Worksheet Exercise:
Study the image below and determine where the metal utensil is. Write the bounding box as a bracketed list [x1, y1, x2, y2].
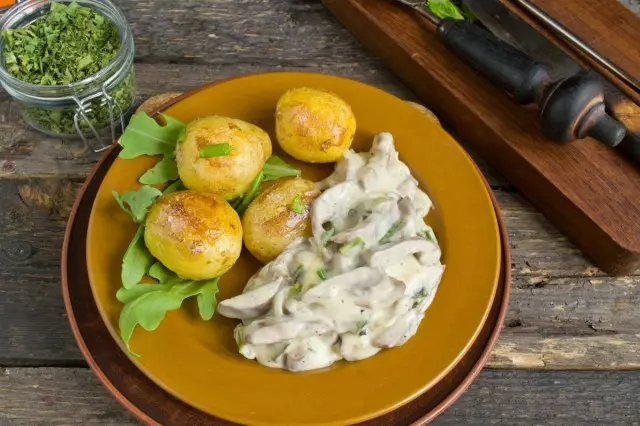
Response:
[392, 0, 626, 147]
[462, 0, 640, 166]
[513, 0, 640, 96]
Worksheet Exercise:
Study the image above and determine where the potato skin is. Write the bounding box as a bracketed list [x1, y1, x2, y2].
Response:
[275, 87, 356, 163]
[243, 177, 320, 263]
[144, 190, 242, 280]
[176, 116, 272, 199]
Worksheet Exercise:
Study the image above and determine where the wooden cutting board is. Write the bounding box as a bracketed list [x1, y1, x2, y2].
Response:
[321, 0, 640, 276]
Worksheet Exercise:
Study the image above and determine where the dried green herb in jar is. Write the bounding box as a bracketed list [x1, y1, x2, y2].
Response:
[1, 1, 134, 135]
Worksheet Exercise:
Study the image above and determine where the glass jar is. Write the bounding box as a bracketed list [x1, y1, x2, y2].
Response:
[0, 0, 136, 152]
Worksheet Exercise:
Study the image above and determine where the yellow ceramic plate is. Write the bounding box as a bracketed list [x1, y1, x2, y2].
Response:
[87, 72, 501, 426]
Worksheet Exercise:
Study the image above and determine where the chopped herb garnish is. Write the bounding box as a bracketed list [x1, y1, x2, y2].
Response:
[235, 324, 245, 351]
[321, 222, 336, 247]
[316, 268, 327, 280]
[290, 195, 304, 214]
[412, 288, 429, 309]
[339, 237, 365, 255]
[379, 219, 404, 244]
[289, 283, 303, 296]
[292, 264, 305, 283]
[422, 229, 436, 242]
[199, 143, 233, 158]
[2, 2, 135, 135]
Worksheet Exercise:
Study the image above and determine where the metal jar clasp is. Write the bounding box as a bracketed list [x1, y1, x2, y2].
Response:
[72, 84, 125, 153]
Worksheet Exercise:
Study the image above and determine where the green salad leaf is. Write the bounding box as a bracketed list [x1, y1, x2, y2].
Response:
[163, 179, 184, 195]
[148, 262, 175, 283]
[262, 155, 302, 181]
[121, 226, 155, 290]
[118, 278, 219, 356]
[236, 170, 264, 215]
[426, 0, 465, 20]
[118, 112, 186, 159]
[139, 156, 179, 185]
[112, 185, 162, 223]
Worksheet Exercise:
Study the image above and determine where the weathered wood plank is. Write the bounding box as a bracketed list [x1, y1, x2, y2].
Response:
[0, 63, 506, 188]
[2, 179, 640, 367]
[1, 367, 639, 425]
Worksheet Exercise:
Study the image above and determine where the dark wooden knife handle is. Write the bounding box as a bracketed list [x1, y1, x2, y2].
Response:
[437, 18, 549, 105]
[436, 18, 626, 147]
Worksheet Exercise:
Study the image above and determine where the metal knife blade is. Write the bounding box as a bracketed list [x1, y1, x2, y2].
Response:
[463, 0, 582, 81]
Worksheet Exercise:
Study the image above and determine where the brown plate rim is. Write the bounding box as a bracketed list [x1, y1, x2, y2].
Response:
[61, 75, 511, 426]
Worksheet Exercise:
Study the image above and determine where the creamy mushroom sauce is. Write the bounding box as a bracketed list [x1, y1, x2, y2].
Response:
[218, 132, 445, 372]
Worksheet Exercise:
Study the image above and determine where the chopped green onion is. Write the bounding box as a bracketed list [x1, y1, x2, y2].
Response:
[289, 283, 303, 295]
[422, 229, 436, 242]
[236, 171, 264, 215]
[379, 219, 404, 244]
[321, 222, 335, 247]
[339, 237, 365, 255]
[235, 324, 245, 351]
[316, 268, 327, 280]
[290, 195, 304, 214]
[292, 264, 305, 283]
[199, 143, 233, 158]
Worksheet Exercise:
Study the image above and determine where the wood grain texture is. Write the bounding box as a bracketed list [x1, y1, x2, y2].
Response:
[321, 0, 640, 276]
[1, 368, 639, 425]
[2, 179, 639, 368]
[0, 63, 506, 187]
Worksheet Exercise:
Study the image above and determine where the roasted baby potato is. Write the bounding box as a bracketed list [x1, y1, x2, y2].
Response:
[176, 116, 272, 199]
[243, 177, 320, 263]
[275, 87, 356, 163]
[144, 190, 242, 280]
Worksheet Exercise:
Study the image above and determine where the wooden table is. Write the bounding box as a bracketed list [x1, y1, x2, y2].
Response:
[1, 1, 639, 424]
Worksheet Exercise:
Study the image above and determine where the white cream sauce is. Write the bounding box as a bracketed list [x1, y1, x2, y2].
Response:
[218, 132, 445, 372]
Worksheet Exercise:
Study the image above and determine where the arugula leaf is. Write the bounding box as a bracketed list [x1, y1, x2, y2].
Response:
[426, 0, 465, 20]
[139, 156, 179, 185]
[121, 226, 155, 289]
[116, 283, 159, 304]
[163, 180, 184, 195]
[262, 156, 301, 181]
[148, 262, 176, 283]
[118, 112, 185, 159]
[118, 278, 220, 355]
[236, 171, 264, 215]
[196, 278, 220, 321]
[290, 195, 304, 214]
[112, 185, 162, 223]
[199, 143, 233, 158]
[177, 126, 187, 143]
